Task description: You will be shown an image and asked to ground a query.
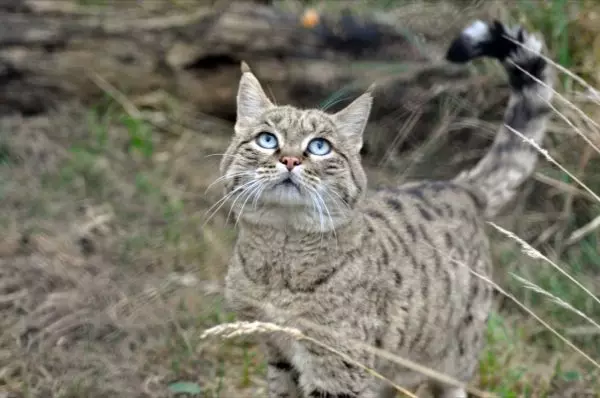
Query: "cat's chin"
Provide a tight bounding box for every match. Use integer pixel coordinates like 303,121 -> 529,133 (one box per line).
259,183 -> 312,207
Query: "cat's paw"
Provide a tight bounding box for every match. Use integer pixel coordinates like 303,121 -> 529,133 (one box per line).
445,20 -> 543,64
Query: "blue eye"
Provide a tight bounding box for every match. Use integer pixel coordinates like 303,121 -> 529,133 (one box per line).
256,132 -> 278,149
307,138 -> 332,156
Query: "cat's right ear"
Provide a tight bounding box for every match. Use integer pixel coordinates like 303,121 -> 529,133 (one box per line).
236,62 -> 273,127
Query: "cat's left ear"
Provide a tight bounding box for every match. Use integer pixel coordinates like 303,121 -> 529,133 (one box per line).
236,61 -> 274,127
332,85 -> 374,152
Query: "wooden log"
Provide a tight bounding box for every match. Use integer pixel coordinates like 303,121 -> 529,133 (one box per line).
0,0 -> 504,162
0,1 -> 478,112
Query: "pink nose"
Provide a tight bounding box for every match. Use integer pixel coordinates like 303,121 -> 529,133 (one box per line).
279,156 -> 302,171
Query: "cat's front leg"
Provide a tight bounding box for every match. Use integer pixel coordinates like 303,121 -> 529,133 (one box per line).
301,371 -> 380,398
264,342 -> 302,398
296,346 -> 381,398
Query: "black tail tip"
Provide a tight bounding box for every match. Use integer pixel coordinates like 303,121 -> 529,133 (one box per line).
445,35 -> 482,63
445,19 -> 521,64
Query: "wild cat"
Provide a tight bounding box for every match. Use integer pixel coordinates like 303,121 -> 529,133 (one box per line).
219,20 -> 553,398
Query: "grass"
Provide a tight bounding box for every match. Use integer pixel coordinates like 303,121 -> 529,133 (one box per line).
1,0 -> 600,397
0,99 -> 243,397
478,2 -> 600,391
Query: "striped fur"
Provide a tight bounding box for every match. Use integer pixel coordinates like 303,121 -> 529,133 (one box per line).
448,20 -> 555,218
220,20 -> 553,398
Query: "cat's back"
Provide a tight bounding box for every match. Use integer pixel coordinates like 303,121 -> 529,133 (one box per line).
361,179 -> 491,278
362,179 -> 487,248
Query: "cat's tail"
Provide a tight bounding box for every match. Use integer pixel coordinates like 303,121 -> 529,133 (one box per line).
446,20 -> 554,218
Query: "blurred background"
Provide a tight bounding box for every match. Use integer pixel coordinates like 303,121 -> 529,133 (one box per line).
0,0 -> 599,397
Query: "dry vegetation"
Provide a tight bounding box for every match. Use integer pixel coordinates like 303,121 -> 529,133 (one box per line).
1,0 -> 600,397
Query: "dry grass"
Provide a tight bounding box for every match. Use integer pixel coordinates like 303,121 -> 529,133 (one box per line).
0,102 -> 246,397
1,0 -> 600,397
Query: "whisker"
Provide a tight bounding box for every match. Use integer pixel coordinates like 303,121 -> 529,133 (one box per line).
226,180 -> 261,224
302,183 -> 336,242
235,180 -> 265,227
205,171 -> 254,193
203,180 -> 257,226
314,189 -> 338,245
205,184 -> 246,218
307,190 -> 319,221
306,182 -> 349,216
316,193 -> 328,242
326,188 -> 352,210
298,183 -> 323,239
321,188 -> 351,218
252,183 -> 268,211
309,190 -> 325,238
304,182 -> 344,249
300,183 -> 324,234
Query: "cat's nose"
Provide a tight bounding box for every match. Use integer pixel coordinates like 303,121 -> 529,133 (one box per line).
279,156 -> 302,171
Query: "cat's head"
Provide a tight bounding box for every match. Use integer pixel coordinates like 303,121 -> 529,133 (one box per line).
219,62 -> 372,230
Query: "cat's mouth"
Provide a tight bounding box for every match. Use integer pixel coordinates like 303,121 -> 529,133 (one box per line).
276,177 -> 301,192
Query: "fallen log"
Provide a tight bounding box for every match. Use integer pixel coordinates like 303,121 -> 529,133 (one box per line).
0,0 -> 504,162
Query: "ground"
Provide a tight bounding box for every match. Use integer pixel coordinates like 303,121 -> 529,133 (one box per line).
1,1 -> 600,397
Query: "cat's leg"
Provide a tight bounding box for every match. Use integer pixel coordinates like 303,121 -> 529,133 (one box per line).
267,362 -> 301,398
301,372 -> 380,398
264,342 -> 302,398
295,345 -> 382,398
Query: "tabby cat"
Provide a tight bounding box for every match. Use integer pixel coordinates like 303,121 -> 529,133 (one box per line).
219,20 -> 554,398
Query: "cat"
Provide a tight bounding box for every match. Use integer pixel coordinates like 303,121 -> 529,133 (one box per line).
219,19 -> 554,398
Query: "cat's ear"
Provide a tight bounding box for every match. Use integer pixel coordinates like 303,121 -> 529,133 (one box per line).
332,85 -> 374,152
236,62 -> 273,126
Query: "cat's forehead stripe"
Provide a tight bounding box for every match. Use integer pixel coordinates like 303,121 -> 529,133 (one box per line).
264,108 -> 334,139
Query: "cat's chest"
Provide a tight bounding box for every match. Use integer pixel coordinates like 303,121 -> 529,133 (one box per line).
226,242 -> 356,327
238,241 -> 342,291
226,225 -> 369,322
